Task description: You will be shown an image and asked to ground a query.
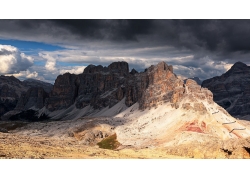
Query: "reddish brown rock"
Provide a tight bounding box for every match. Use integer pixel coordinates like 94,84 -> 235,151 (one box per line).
136,62 -> 184,110
45,61 -> 214,115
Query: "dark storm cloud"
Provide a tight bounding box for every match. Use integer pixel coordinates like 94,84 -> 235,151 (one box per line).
174,20 -> 250,53
2,19 -> 250,81
2,19 -> 250,54
49,19 -> 155,41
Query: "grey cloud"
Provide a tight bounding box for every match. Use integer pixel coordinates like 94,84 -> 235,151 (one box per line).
2,20 -> 250,81
0,45 -> 33,74
0,48 -> 13,55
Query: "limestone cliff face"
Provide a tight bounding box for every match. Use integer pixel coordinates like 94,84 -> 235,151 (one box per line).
136,62 -> 183,110
0,76 -> 28,117
0,61 -> 217,122
125,62 -> 212,111
45,61 -> 215,116
46,73 -> 78,111
46,62 -> 129,111
181,79 -> 214,114
202,61 -> 250,117
23,79 -> 53,93
76,61 -> 128,109
1,86 -> 50,121
15,87 -> 49,111
1,61 -> 218,122
125,62 -> 181,109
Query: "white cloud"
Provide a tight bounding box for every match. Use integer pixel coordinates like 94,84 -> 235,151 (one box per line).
59,66 -> 86,75
7,69 -> 39,80
173,57 -> 231,80
0,43 -> 235,84
38,53 -> 56,71
26,71 -> 38,79
36,48 -> 234,81
0,44 -> 33,74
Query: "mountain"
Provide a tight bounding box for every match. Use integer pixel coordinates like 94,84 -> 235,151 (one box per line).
202,61 -> 250,119
184,77 -> 202,85
0,76 -> 53,120
23,79 -> 53,93
4,61 -> 250,158
36,62 -> 177,120
0,75 -> 28,117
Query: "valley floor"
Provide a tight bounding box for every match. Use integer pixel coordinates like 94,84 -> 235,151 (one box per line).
0,133 -> 184,159
1,119 -> 250,159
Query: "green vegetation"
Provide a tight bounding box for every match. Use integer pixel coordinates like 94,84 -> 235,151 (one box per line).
97,133 -> 121,150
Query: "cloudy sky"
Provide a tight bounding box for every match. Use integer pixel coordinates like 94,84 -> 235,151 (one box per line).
1,19 -> 250,84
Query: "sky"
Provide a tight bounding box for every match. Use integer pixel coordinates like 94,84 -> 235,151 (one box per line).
1,19 -> 250,84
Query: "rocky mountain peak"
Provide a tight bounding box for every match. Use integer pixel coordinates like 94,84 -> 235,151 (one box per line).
130,68 -> 138,75
138,62 -> 181,110
202,61 -> 250,118
83,64 -> 106,74
108,61 -> 129,75
231,61 -> 248,69
225,61 -> 250,76
83,61 -> 129,76
147,61 -> 173,73
0,61 -> 224,123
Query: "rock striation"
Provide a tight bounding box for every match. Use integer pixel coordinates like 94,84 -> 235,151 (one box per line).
42,61 -> 216,121
0,61 -> 237,123
45,61 -> 184,113
202,61 -> 250,118
46,62 -> 129,111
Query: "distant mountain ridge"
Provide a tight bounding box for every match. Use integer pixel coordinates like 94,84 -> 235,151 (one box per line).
202,61 -> 250,119
0,76 -> 52,119
0,75 -> 28,117
23,79 -> 53,93
2,61 -> 250,122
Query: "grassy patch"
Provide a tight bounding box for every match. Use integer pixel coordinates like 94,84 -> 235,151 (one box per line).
97,133 -> 121,150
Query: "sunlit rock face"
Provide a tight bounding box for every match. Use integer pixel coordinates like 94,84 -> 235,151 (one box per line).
45,61 -> 215,114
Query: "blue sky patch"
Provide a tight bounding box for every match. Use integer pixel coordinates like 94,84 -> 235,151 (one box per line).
0,39 -> 66,54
